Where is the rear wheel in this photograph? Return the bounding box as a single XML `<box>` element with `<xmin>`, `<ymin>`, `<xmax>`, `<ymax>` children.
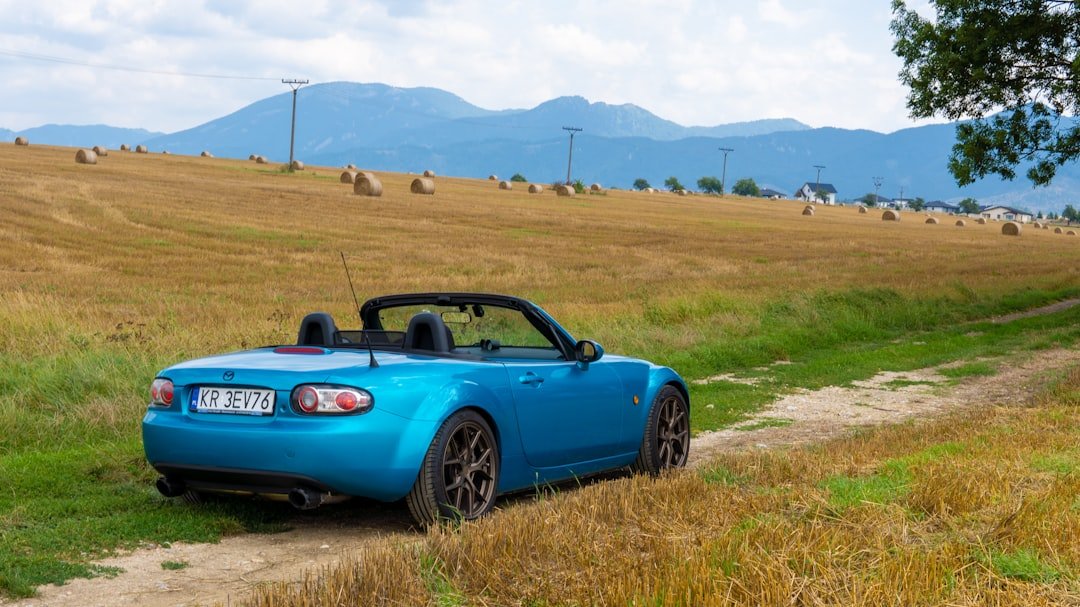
<box><xmin>632</xmin><ymin>386</ymin><xmax>690</xmax><ymax>474</ymax></box>
<box><xmin>406</xmin><ymin>409</ymin><xmax>500</xmax><ymax>526</ymax></box>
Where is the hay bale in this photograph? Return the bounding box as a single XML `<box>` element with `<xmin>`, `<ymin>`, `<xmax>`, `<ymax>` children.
<box><xmin>555</xmin><ymin>184</ymin><xmax>574</xmax><ymax>197</ymax></box>
<box><xmin>354</xmin><ymin>174</ymin><xmax>383</xmax><ymax>197</ymax></box>
<box><xmin>499</xmin><ymin>180</ymin><xmax>512</xmax><ymax>190</ymax></box>
<box><xmin>882</xmin><ymin>209</ymin><xmax>900</xmax><ymax>221</ymax></box>
<box><xmin>590</xmin><ymin>183</ymin><xmax>602</xmax><ymax>192</ymax></box>
<box><xmin>201</xmin><ymin>150</ymin><xmax>213</xmax><ymax>158</ymax></box>
<box><xmin>1068</xmin><ymin>230</ymin><xmax>1077</xmax><ymax>236</ymax></box>
<box><xmin>346</xmin><ymin>163</ymin><xmax>357</xmax><ymax>170</ymax></box>
<box><xmin>256</xmin><ymin>156</ymin><xmax>268</xmax><ymax>164</ymax></box>
<box><xmin>422</xmin><ymin>170</ymin><xmax>436</xmax><ymax>178</ymax></box>
<box><xmin>340</xmin><ymin>170</ymin><xmax>358</xmax><ymax>184</ymax></box>
<box><xmin>925</xmin><ymin>216</ymin><xmax>939</xmax><ymax>224</ymax></box>
<box><xmin>858</xmin><ymin>206</ymin><xmax>868</xmax><ymax>214</ymax></box>
<box><xmin>1043</xmin><ymin>224</ymin><xmax>1049</xmax><ymax>230</ymax></box>
<box><xmin>249</xmin><ymin>154</ymin><xmax>257</xmax><ymax>160</ymax></box>
<box><xmin>1054</xmin><ymin>227</ymin><xmax>1063</xmax><ymax>234</ymax></box>
<box><xmin>1032</xmin><ymin>221</ymin><xmax>1043</xmax><ymax>229</ymax></box>
<box><xmin>14</xmin><ymin>136</ymin><xmax>28</xmax><ymax>146</ymax></box>
<box><xmin>411</xmin><ymin>177</ymin><xmax>435</xmax><ymax>195</ymax></box>
<box><xmin>1001</xmin><ymin>221</ymin><xmax>1021</xmax><ymax>236</ymax></box>
<box><xmin>290</xmin><ymin>160</ymin><xmax>304</xmax><ymax>171</ymax></box>
<box><xmin>488</xmin><ymin>175</ymin><xmax>498</xmax><ymax>181</ymax></box>
<box><xmin>528</xmin><ymin>183</ymin><xmax>543</xmax><ymax>194</ymax></box>
<box><xmin>92</xmin><ymin>145</ymin><xmax>108</xmax><ymax>157</ymax></box>
<box><xmin>135</xmin><ymin>145</ymin><xmax>148</xmax><ymax>153</ymax></box>
<box><xmin>976</xmin><ymin>217</ymin><xmax>987</xmax><ymax>224</ymax></box>
<box><xmin>677</xmin><ymin>189</ymin><xmax>689</xmax><ymax>196</ymax></box>
<box><xmin>75</xmin><ymin>149</ymin><xmax>97</xmax><ymax>165</ymax></box>
<box><xmin>162</xmin><ymin>150</ymin><xmax>170</xmax><ymax>155</ymax></box>
<box><xmin>120</xmin><ymin>144</ymin><xmax>130</xmax><ymax>151</ymax></box>
<box><xmin>802</xmin><ymin>205</ymin><xmax>815</xmax><ymax>216</ymax></box>
<box><xmin>955</xmin><ymin>219</ymin><xmax>967</xmax><ymax>227</ymax></box>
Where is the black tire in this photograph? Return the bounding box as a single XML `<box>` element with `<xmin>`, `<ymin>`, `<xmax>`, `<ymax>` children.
<box><xmin>406</xmin><ymin>409</ymin><xmax>500</xmax><ymax>526</ymax></box>
<box><xmin>632</xmin><ymin>385</ymin><xmax>690</xmax><ymax>475</ymax></box>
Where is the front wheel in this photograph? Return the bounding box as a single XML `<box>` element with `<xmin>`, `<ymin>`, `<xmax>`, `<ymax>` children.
<box><xmin>406</xmin><ymin>409</ymin><xmax>500</xmax><ymax>526</ymax></box>
<box><xmin>632</xmin><ymin>386</ymin><xmax>690</xmax><ymax>474</ymax></box>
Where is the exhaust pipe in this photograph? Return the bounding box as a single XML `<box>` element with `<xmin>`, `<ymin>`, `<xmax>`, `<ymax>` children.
<box><xmin>156</xmin><ymin>476</ymin><xmax>187</xmax><ymax>498</ymax></box>
<box><xmin>288</xmin><ymin>487</ymin><xmax>326</xmax><ymax>510</ymax></box>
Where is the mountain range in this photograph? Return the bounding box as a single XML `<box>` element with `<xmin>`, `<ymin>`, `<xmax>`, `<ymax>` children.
<box><xmin>5</xmin><ymin>82</ymin><xmax>1075</xmax><ymax>213</ymax></box>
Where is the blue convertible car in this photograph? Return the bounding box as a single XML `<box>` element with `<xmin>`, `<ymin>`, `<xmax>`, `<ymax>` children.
<box><xmin>143</xmin><ymin>293</ymin><xmax>690</xmax><ymax>525</ymax></box>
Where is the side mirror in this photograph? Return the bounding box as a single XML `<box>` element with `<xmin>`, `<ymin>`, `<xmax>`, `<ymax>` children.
<box><xmin>574</xmin><ymin>340</ymin><xmax>604</xmax><ymax>367</ymax></box>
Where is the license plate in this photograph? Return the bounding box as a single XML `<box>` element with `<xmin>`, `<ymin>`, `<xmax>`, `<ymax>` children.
<box><xmin>190</xmin><ymin>387</ymin><xmax>275</xmax><ymax>416</ymax></box>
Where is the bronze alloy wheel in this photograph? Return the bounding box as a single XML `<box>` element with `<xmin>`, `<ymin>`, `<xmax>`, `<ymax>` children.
<box><xmin>440</xmin><ymin>420</ymin><xmax>497</xmax><ymax>517</ymax></box>
<box><xmin>632</xmin><ymin>385</ymin><xmax>690</xmax><ymax>475</ymax></box>
<box><xmin>407</xmin><ymin>409</ymin><xmax>500</xmax><ymax>525</ymax></box>
<box><xmin>655</xmin><ymin>393</ymin><xmax>689</xmax><ymax>468</ymax></box>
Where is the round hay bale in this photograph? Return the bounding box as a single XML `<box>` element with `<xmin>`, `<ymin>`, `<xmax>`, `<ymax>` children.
<box><xmin>161</xmin><ymin>150</ymin><xmax>170</xmax><ymax>155</ymax></box>
<box><xmin>882</xmin><ymin>209</ymin><xmax>900</xmax><ymax>221</ymax></box>
<box><xmin>249</xmin><ymin>154</ymin><xmax>257</xmax><ymax>161</ymax></box>
<box><xmin>255</xmin><ymin>156</ymin><xmax>268</xmax><ymax>164</ymax></box>
<box><xmin>555</xmin><ymin>184</ymin><xmax>574</xmax><ymax>197</ymax></box>
<box><xmin>1032</xmin><ymin>221</ymin><xmax>1043</xmax><ymax>229</ymax></box>
<box><xmin>75</xmin><ymin>149</ymin><xmax>97</xmax><ymax>165</ymax></box>
<box><xmin>976</xmin><ymin>217</ymin><xmax>987</xmax><ymax>224</ymax></box>
<box><xmin>290</xmin><ymin>160</ymin><xmax>304</xmax><ymax>171</ymax></box>
<box><xmin>528</xmin><ymin>183</ymin><xmax>543</xmax><ymax>194</ymax></box>
<box><xmin>1001</xmin><ymin>221</ymin><xmax>1021</xmax><ymax>236</ymax></box>
<box><xmin>135</xmin><ymin>145</ymin><xmax>148</xmax><ymax>153</ymax></box>
<box><xmin>1068</xmin><ymin>230</ymin><xmax>1077</xmax><ymax>236</ymax></box>
<box><xmin>120</xmin><ymin>144</ymin><xmax>130</xmax><ymax>151</ymax></box>
<box><xmin>340</xmin><ymin>170</ymin><xmax>358</xmax><ymax>184</ymax></box>
<box><xmin>353</xmin><ymin>174</ymin><xmax>383</xmax><ymax>197</ymax></box>
<box><xmin>925</xmin><ymin>216</ymin><xmax>938</xmax><ymax>224</ymax></box>
<box><xmin>201</xmin><ymin>150</ymin><xmax>213</xmax><ymax>158</ymax></box>
<box><xmin>14</xmin><ymin>136</ymin><xmax>28</xmax><ymax>146</ymax></box>
<box><xmin>590</xmin><ymin>183</ymin><xmax>602</xmax><ymax>192</ymax></box>
<box><xmin>955</xmin><ymin>219</ymin><xmax>967</xmax><ymax>227</ymax></box>
<box><xmin>858</xmin><ymin>206</ymin><xmax>868</xmax><ymax>214</ymax></box>
<box><xmin>92</xmin><ymin>145</ymin><xmax>108</xmax><ymax>157</ymax></box>
<box><xmin>677</xmin><ymin>189</ymin><xmax>689</xmax><ymax>196</ymax></box>
<box><xmin>498</xmin><ymin>180</ymin><xmax>512</xmax><ymax>190</ymax></box>
<box><xmin>422</xmin><ymin>170</ymin><xmax>435</xmax><ymax>178</ymax></box>
<box><xmin>488</xmin><ymin>175</ymin><xmax>498</xmax><ymax>181</ymax></box>
<box><xmin>411</xmin><ymin>177</ymin><xmax>435</xmax><ymax>195</ymax></box>
<box><xmin>346</xmin><ymin>163</ymin><xmax>357</xmax><ymax>170</ymax></box>
<box><xmin>802</xmin><ymin>205</ymin><xmax>815</xmax><ymax>216</ymax></box>
<box><xmin>1054</xmin><ymin>227</ymin><xmax>1063</xmax><ymax>234</ymax></box>
<box><xmin>1043</xmin><ymin>224</ymin><xmax>1049</xmax><ymax>230</ymax></box>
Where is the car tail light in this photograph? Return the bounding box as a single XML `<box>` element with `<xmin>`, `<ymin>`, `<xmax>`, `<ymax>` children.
<box><xmin>291</xmin><ymin>385</ymin><xmax>372</xmax><ymax>415</ymax></box>
<box><xmin>150</xmin><ymin>378</ymin><xmax>174</xmax><ymax>407</ymax></box>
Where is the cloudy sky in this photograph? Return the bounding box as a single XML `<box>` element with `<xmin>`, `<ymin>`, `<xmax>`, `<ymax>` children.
<box><xmin>0</xmin><ymin>0</ymin><xmax>938</xmax><ymax>134</ymax></box>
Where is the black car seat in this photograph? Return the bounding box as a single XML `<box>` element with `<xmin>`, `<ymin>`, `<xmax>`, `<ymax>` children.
<box><xmin>297</xmin><ymin>312</ymin><xmax>338</xmax><ymax>346</ymax></box>
<box><xmin>403</xmin><ymin>312</ymin><xmax>454</xmax><ymax>353</ymax></box>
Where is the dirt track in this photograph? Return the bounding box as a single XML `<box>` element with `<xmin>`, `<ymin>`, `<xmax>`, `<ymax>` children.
<box><xmin>5</xmin><ymin>344</ymin><xmax>1079</xmax><ymax>607</ymax></box>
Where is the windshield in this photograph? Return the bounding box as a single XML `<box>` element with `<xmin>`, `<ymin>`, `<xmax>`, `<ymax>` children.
<box><xmin>376</xmin><ymin>304</ymin><xmax>555</xmax><ymax>350</ymax></box>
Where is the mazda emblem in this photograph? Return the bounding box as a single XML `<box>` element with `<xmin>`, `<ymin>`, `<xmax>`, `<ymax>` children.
<box><xmin>223</xmin><ymin>371</ymin><xmax>235</xmax><ymax>381</ymax></box>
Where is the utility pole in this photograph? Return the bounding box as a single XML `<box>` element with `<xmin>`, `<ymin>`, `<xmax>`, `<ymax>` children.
<box><xmin>812</xmin><ymin>165</ymin><xmax>826</xmax><ymax>203</ymax></box>
<box><xmin>718</xmin><ymin>147</ymin><xmax>734</xmax><ymax>195</ymax></box>
<box><xmin>282</xmin><ymin>79</ymin><xmax>309</xmax><ymax>171</ymax></box>
<box><xmin>873</xmin><ymin>176</ymin><xmax>883</xmax><ymax>207</ymax></box>
<box><xmin>562</xmin><ymin>126</ymin><xmax>583</xmax><ymax>185</ymax></box>
<box><xmin>899</xmin><ymin>185</ymin><xmax>905</xmax><ymax>208</ymax></box>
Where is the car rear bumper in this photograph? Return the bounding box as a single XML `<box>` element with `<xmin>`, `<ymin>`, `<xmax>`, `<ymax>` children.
<box><xmin>142</xmin><ymin>407</ymin><xmax>434</xmax><ymax>501</ymax></box>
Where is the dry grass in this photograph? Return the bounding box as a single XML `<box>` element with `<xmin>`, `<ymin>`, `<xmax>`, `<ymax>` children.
<box><xmin>243</xmin><ymin>367</ymin><xmax>1080</xmax><ymax>606</ymax></box>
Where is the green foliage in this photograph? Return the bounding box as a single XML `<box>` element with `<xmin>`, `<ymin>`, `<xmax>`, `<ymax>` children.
<box><xmin>572</xmin><ymin>179</ymin><xmax>585</xmax><ymax>194</ymax></box>
<box><xmin>908</xmin><ymin>197</ymin><xmax>927</xmax><ymax>212</ymax></box>
<box><xmin>892</xmin><ymin>0</ymin><xmax>1080</xmax><ymax>187</ymax></box>
<box><xmin>1064</xmin><ymin>204</ymin><xmax>1079</xmax><ymax>222</ymax></box>
<box><xmin>732</xmin><ymin>178</ymin><xmax>761</xmax><ymax>197</ymax></box>
<box><xmin>985</xmin><ymin>549</ymin><xmax>1062</xmax><ymax>583</ymax></box>
<box><xmin>633</xmin><ymin>178</ymin><xmax>651</xmax><ymax>191</ymax></box>
<box><xmin>161</xmin><ymin>560</ymin><xmax>189</xmax><ymax>570</ymax></box>
<box><xmin>697</xmin><ymin>176</ymin><xmax>723</xmax><ymax>194</ymax></box>
<box><xmin>509</xmin><ymin>173</ymin><xmax>527</xmax><ymax>183</ymax></box>
<box><xmin>814</xmin><ymin>188</ymin><xmax>830</xmax><ymax>203</ymax></box>
<box><xmin>664</xmin><ymin>176</ymin><xmax>684</xmax><ymax>192</ymax></box>
<box><xmin>958</xmin><ymin>197</ymin><xmax>980</xmax><ymax>215</ymax></box>
<box><xmin>858</xmin><ymin>192</ymin><xmax>880</xmax><ymax>206</ymax></box>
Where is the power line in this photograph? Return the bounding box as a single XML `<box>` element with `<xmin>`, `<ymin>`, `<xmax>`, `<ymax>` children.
<box><xmin>0</xmin><ymin>48</ymin><xmax>280</xmax><ymax>81</ymax></box>
<box><xmin>283</xmin><ymin>79</ymin><xmax>309</xmax><ymax>170</ymax></box>
<box><xmin>562</xmin><ymin>126</ymin><xmax>582</xmax><ymax>185</ymax></box>
<box><xmin>718</xmin><ymin>147</ymin><xmax>733</xmax><ymax>196</ymax></box>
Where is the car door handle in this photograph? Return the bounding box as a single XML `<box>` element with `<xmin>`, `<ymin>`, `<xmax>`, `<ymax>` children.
<box><xmin>518</xmin><ymin>372</ymin><xmax>544</xmax><ymax>386</ymax></box>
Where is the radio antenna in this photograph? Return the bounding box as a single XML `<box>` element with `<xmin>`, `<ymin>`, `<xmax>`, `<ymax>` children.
<box><xmin>340</xmin><ymin>252</ymin><xmax>378</xmax><ymax>368</ymax></box>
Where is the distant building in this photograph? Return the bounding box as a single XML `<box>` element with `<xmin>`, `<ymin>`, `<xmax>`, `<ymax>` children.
<box><xmin>795</xmin><ymin>182</ymin><xmax>838</xmax><ymax>205</ymax></box>
<box><xmin>979</xmin><ymin>205</ymin><xmax>1033</xmax><ymax>223</ymax></box>
<box><xmin>760</xmin><ymin>188</ymin><xmax>786</xmax><ymax>199</ymax></box>
<box><xmin>925</xmin><ymin>201</ymin><xmax>960</xmax><ymax>214</ymax></box>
